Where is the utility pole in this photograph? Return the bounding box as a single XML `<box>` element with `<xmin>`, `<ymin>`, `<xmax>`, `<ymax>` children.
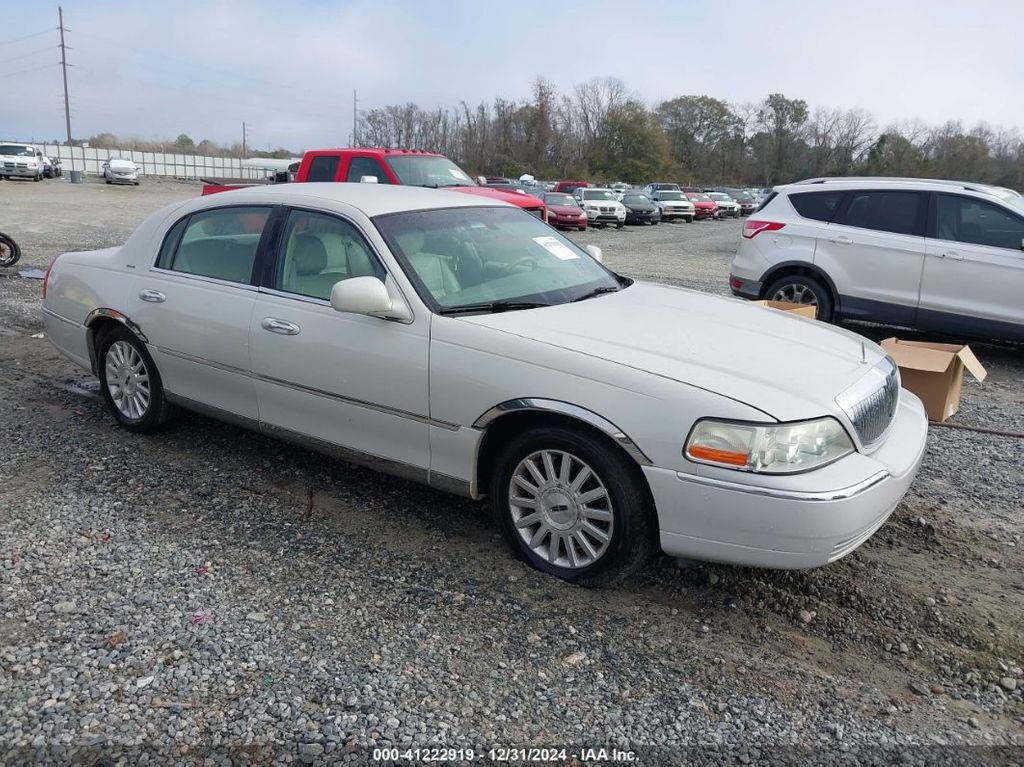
<box><xmin>241</xmin><ymin>121</ymin><xmax>247</xmax><ymax>159</ymax></box>
<box><xmin>58</xmin><ymin>6</ymin><xmax>72</xmax><ymax>143</ymax></box>
<box><xmin>352</xmin><ymin>90</ymin><xmax>358</xmax><ymax>147</ymax></box>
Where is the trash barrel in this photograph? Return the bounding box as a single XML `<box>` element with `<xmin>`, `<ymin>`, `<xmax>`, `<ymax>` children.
<box><xmin>69</xmin><ymin>170</ymin><xmax>82</xmax><ymax>184</ymax></box>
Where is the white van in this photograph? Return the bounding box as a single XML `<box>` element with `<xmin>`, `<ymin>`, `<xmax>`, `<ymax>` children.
<box><xmin>0</xmin><ymin>143</ymin><xmax>46</xmax><ymax>181</ymax></box>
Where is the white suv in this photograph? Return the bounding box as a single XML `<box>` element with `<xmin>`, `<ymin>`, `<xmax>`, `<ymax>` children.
<box><xmin>729</xmin><ymin>177</ymin><xmax>1024</xmax><ymax>342</ymax></box>
<box><xmin>573</xmin><ymin>187</ymin><xmax>627</xmax><ymax>228</ymax></box>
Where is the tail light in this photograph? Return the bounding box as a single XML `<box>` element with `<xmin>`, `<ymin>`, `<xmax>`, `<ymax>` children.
<box><xmin>742</xmin><ymin>220</ymin><xmax>785</xmax><ymax>239</ymax></box>
<box><xmin>42</xmin><ymin>255</ymin><xmax>59</xmax><ymax>298</ymax></box>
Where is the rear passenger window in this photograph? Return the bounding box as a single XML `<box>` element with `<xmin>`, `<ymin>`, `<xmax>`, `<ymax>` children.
<box><xmin>166</xmin><ymin>207</ymin><xmax>271</xmax><ymax>284</ymax></box>
<box><xmin>839</xmin><ymin>191</ymin><xmax>922</xmax><ymax>236</ymax></box>
<box><xmin>346</xmin><ymin>157</ymin><xmax>391</xmax><ymax>184</ymax></box>
<box><xmin>306</xmin><ymin>155</ymin><xmax>339</xmax><ymax>182</ymax></box>
<box><xmin>935</xmin><ymin>194</ymin><xmax>1024</xmax><ymax>250</ymax></box>
<box><xmin>788</xmin><ymin>191</ymin><xmax>843</xmax><ymax>222</ymax></box>
<box><xmin>274</xmin><ymin>210</ymin><xmax>385</xmax><ymax>301</ymax></box>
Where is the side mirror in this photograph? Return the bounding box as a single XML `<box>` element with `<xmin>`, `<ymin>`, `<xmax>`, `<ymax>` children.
<box><xmin>330</xmin><ymin>277</ymin><xmax>393</xmax><ymax>317</ymax></box>
<box><xmin>584</xmin><ymin>245</ymin><xmax>603</xmax><ymax>263</ymax></box>
<box><xmin>360</xmin><ymin>175</ymin><xmax>379</xmax><ymax>184</ymax></box>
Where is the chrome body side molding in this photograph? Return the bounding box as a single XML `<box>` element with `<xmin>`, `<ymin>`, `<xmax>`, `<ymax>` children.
<box><xmin>472</xmin><ymin>398</ymin><xmax>652</xmax><ymax>466</ymax></box>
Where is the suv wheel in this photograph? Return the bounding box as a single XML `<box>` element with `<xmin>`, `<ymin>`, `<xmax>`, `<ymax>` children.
<box><xmin>764</xmin><ymin>273</ymin><xmax>833</xmax><ymax>321</ymax></box>
<box><xmin>491</xmin><ymin>426</ymin><xmax>654</xmax><ymax>587</ymax></box>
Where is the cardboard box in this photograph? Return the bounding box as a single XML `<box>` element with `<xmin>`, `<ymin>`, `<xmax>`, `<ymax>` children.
<box><xmin>879</xmin><ymin>337</ymin><xmax>987</xmax><ymax>422</ymax></box>
<box><xmin>752</xmin><ymin>300</ymin><xmax>818</xmax><ymax>319</ymax></box>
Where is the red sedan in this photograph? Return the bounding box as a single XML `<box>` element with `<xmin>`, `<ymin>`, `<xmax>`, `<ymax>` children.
<box><xmin>542</xmin><ymin>192</ymin><xmax>589</xmax><ymax>231</ymax></box>
<box><xmin>683</xmin><ymin>192</ymin><xmax>719</xmax><ymax>220</ymax></box>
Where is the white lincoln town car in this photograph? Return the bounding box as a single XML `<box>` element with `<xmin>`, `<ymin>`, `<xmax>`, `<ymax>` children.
<box><xmin>42</xmin><ymin>184</ymin><xmax>928</xmax><ymax>585</ymax></box>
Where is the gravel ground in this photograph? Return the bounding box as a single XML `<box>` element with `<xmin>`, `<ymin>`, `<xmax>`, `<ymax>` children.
<box><xmin>1</xmin><ymin>178</ymin><xmax>1022</xmax><ymax>764</ymax></box>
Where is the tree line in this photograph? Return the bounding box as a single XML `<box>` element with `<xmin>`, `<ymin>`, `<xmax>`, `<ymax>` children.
<box><xmin>79</xmin><ymin>132</ymin><xmax>295</xmax><ymax>160</ymax></box>
<box><xmin>356</xmin><ymin>78</ymin><xmax>1024</xmax><ymax>188</ymax></box>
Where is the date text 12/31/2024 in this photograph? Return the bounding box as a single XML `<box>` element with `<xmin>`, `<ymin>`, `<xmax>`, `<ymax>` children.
<box><xmin>372</xmin><ymin>746</ymin><xmax>638</xmax><ymax>763</ymax></box>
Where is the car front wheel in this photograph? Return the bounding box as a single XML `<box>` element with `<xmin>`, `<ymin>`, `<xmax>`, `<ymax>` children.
<box><xmin>764</xmin><ymin>273</ymin><xmax>834</xmax><ymax>322</ymax></box>
<box><xmin>98</xmin><ymin>326</ymin><xmax>174</xmax><ymax>433</ymax></box>
<box><xmin>492</xmin><ymin>426</ymin><xmax>655</xmax><ymax>587</ymax></box>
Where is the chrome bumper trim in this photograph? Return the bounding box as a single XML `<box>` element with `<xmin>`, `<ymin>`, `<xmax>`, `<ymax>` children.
<box><xmin>674</xmin><ymin>470</ymin><xmax>890</xmax><ymax>502</ymax></box>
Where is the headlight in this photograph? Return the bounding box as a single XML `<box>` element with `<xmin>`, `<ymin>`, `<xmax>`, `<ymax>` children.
<box><xmin>685</xmin><ymin>417</ymin><xmax>853</xmax><ymax>474</ymax></box>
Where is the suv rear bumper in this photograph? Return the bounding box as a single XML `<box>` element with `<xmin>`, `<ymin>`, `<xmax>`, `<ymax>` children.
<box><xmin>729</xmin><ymin>274</ymin><xmax>761</xmax><ymax>299</ymax></box>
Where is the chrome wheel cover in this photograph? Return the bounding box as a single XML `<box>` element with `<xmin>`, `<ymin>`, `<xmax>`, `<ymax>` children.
<box><xmin>104</xmin><ymin>341</ymin><xmax>151</xmax><ymax>419</ymax></box>
<box><xmin>771</xmin><ymin>282</ymin><xmax>818</xmax><ymax>306</ymax></box>
<box><xmin>508</xmin><ymin>450</ymin><xmax>614</xmax><ymax>569</ymax></box>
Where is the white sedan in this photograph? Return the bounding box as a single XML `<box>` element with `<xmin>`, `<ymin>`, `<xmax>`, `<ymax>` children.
<box><xmin>42</xmin><ymin>184</ymin><xmax>928</xmax><ymax>585</ymax></box>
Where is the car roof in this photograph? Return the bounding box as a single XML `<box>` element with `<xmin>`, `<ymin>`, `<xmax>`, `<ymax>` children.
<box><xmin>190</xmin><ymin>182</ymin><xmax>502</xmax><ymax>218</ymax></box>
<box><xmin>786</xmin><ymin>176</ymin><xmax>1021</xmax><ymax>201</ymax></box>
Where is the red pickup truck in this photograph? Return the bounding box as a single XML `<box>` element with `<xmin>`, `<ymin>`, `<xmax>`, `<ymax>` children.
<box><xmin>203</xmin><ymin>148</ymin><xmax>547</xmax><ymax>221</ymax></box>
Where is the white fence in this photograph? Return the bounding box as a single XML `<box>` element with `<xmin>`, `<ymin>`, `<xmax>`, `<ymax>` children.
<box><xmin>10</xmin><ymin>142</ymin><xmax>284</xmax><ymax>180</ymax></box>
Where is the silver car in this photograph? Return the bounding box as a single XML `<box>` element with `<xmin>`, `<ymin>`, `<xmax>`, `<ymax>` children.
<box><xmin>103</xmin><ymin>158</ymin><xmax>140</xmax><ymax>186</ymax></box>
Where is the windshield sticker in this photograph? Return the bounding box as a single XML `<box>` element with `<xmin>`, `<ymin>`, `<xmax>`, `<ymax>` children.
<box><xmin>533</xmin><ymin>236</ymin><xmax>579</xmax><ymax>260</ymax></box>
<box><xmin>448</xmin><ymin>168</ymin><xmax>468</xmax><ymax>180</ymax></box>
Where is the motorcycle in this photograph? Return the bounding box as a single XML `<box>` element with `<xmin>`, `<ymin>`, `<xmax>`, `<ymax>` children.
<box><xmin>0</xmin><ymin>231</ymin><xmax>21</xmax><ymax>267</ymax></box>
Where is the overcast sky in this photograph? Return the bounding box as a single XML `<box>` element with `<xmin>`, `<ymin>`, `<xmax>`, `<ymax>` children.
<box><xmin>4</xmin><ymin>0</ymin><xmax>1023</xmax><ymax>151</ymax></box>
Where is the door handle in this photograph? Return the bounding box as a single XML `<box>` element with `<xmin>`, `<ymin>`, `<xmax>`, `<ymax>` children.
<box><xmin>139</xmin><ymin>289</ymin><xmax>166</xmax><ymax>303</ymax></box>
<box><xmin>939</xmin><ymin>250</ymin><xmax>964</xmax><ymax>260</ymax></box>
<box><xmin>261</xmin><ymin>317</ymin><xmax>301</xmax><ymax>335</ymax></box>
<box><xmin>829</xmin><ymin>235</ymin><xmax>853</xmax><ymax>245</ymax></box>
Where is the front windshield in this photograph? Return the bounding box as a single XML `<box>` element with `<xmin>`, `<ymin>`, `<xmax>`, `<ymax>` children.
<box><xmin>708</xmin><ymin>193</ymin><xmax>732</xmax><ymax>202</ymax></box>
<box><xmin>688</xmin><ymin>193</ymin><xmax>711</xmax><ymax>202</ymax></box>
<box><xmin>375</xmin><ymin>207</ymin><xmax>621</xmax><ymax>311</ymax></box>
<box><xmin>543</xmin><ymin>193</ymin><xmax>578</xmax><ymax>206</ymax></box>
<box><xmin>622</xmin><ymin>194</ymin><xmax>652</xmax><ymax>205</ymax></box>
<box><xmin>582</xmin><ymin>190</ymin><xmax>615</xmax><ymax>201</ymax></box>
<box><xmin>657</xmin><ymin>191</ymin><xmax>686</xmax><ymax>201</ymax></box>
<box><xmin>0</xmin><ymin>145</ymin><xmax>35</xmax><ymax>157</ymax></box>
<box><xmin>385</xmin><ymin>155</ymin><xmax>475</xmax><ymax>188</ymax></box>
<box><xmin>731</xmin><ymin>191</ymin><xmax>753</xmax><ymax>201</ymax></box>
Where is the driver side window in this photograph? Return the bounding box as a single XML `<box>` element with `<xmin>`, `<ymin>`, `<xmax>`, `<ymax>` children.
<box><xmin>275</xmin><ymin>210</ymin><xmax>385</xmax><ymax>301</ymax></box>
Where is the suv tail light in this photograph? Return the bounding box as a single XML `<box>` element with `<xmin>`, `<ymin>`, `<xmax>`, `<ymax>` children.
<box><xmin>742</xmin><ymin>220</ymin><xmax>785</xmax><ymax>239</ymax></box>
<box><xmin>42</xmin><ymin>255</ymin><xmax>59</xmax><ymax>298</ymax></box>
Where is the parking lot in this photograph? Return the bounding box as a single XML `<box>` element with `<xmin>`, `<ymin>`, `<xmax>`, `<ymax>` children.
<box><xmin>1</xmin><ymin>178</ymin><xmax>1022</xmax><ymax>761</ymax></box>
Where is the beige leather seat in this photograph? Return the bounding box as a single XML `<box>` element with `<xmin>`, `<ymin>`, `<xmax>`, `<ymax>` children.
<box><xmin>398</xmin><ymin>229</ymin><xmax>461</xmax><ymax>299</ymax></box>
<box><xmin>282</xmin><ymin>235</ymin><xmax>342</xmax><ymax>300</ymax></box>
<box><xmin>175</xmin><ymin>238</ymin><xmax>255</xmax><ymax>283</ymax></box>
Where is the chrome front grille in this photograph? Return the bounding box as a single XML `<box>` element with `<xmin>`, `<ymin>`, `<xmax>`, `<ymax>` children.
<box><xmin>836</xmin><ymin>357</ymin><xmax>900</xmax><ymax>447</ymax></box>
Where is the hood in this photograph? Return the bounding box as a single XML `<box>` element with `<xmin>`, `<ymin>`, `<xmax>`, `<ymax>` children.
<box><xmin>548</xmin><ymin>204</ymin><xmax>585</xmax><ymax>215</ymax></box>
<box><xmin>625</xmin><ymin>203</ymin><xmax>657</xmax><ymax>212</ymax></box>
<box><xmin>460</xmin><ymin>282</ymin><xmax>885</xmax><ymax>422</ymax></box>
<box><xmin>691</xmin><ymin>200</ymin><xmax>716</xmax><ymax>208</ymax></box>
<box><xmin>449</xmin><ymin>186</ymin><xmax>545</xmax><ymax>209</ymax></box>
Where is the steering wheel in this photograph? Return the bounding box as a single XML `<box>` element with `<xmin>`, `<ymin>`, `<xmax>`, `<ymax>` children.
<box><xmin>510</xmin><ymin>256</ymin><xmax>538</xmax><ymax>272</ymax></box>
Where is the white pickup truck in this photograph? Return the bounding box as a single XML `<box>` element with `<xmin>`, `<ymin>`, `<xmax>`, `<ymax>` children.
<box><xmin>0</xmin><ymin>143</ymin><xmax>46</xmax><ymax>181</ymax></box>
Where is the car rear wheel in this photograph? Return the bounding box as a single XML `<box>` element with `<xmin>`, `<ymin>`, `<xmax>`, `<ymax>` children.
<box><xmin>98</xmin><ymin>326</ymin><xmax>174</xmax><ymax>433</ymax></box>
<box><xmin>764</xmin><ymin>273</ymin><xmax>833</xmax><ymax>322</ymax></box>
<box><xmin>491</xmin><ymin>425</ymin><xmax>655</xmax><ymax>587</ymax></box>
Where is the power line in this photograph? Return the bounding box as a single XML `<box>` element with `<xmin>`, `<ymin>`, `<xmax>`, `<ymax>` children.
<box><xmin>0</xmin><ymin>29</ymin><xmax>51</xmax><ymax>46</ymax></box>
<box><xmin>0</xmin><ymin>45</ymin><xmax>54</xmax><ymax>66</ymax></box>
<box><xmin>0</xmin><ymin>62</ymin><xmax>58</xmax><ymax>79</ymax></box>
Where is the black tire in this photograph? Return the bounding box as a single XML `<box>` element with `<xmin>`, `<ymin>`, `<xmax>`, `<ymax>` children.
<box><xmin>491</xmin><ymin>425</ymin><xmax>655</xmax><ymax>587</ymax></box>
<box><xmin>578</xmin><ymin>226</ymin><xmax>586</xmax><ymax>232</ymax></box>
<box><xmin>685</xmin><ymin>217</ymin><xmax>693</xmax><ymax>223</ymax></box>
<box><xmin>0</xmin><ymin>234</ymin><xmax>20</xmax><ymax>267</ymax></box>
<box><xmin>652</xmin><ymin>220</ymin><xmax>659</xmax><ymax>226</ymax></box>
<box><xmin>616</xmin><ymin>222</ymin><xmax>624</xmax><ymax>229</ymax></box>
<box><xmin>33</xmin><ymin>174</ymin><xmax>41</xmax><ymax>182</ymax></box>
<box><xmin>763</xmin><ymin>273</ymin><xmax>834</xmax><ymax>322</ymax></box>
<box><xmin>105</xmin><ymin>179</ymin><xmax>111</xmax><ymax>184</ymax></box>
<box><xmin>97</xmin><ymin>326</ymin><xmax>174</xmax><ymax>433</ymax></box>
